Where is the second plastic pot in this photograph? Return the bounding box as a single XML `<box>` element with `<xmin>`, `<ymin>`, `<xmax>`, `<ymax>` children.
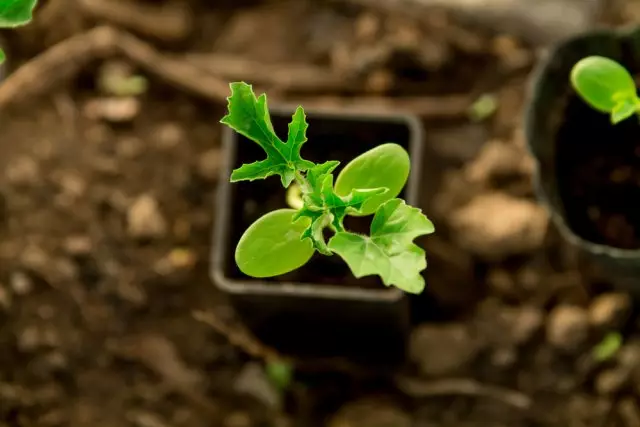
<box><xmin>525</xmin><ymin>26</ymin><xmax>640</xmax><ymax>287</ymax></box>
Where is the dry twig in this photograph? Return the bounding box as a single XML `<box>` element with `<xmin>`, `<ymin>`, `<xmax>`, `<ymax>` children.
<box><xmin>78</xmin><ymin>0</ymin><xmax>192</xmax><ymax>42</ymax></box>
<box><xmin>184</xmin><ymin>53</ymin><xmax>348</xmax><ymax>93</ymax></box>
<box><xmin>193</xmin><ymin>309</ymin><xmax>374</xmax><ymax>377</ymax></box>
<box><xmin>0</xmin><ymin>25</ymin><xmax>472</xmax><ymax>117</ymax></box>
<box><xmin>395</xmin><ymin>376</ymin><xmax>532</xmax><ymax>409</ymax></box>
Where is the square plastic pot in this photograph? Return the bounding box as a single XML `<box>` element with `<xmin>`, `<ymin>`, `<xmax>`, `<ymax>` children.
<box><xmin>211</xmin><ymin>104</ymin><xmax>424</xmax><ymax>365</ymax></box>
<box><xmin>525</xmin><ymin>26</ymin><xmax>640</xmax><ymax>289</ymax></box>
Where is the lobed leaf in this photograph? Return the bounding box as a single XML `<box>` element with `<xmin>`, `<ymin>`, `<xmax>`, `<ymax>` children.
<box><xmin>570</xmin><ymin>56</ymin><xmax>638</xmax><ymax>114</ymax></box>
<box><xmin>235</xmin><ymin>209</ymin><xmax>314</xmax><ymax>278</ymax></box>
<box><xmin>335</xmin><ymin>143</ymin><xmax>410</xmax><ymax>215</ymax></box>
<box><xmin>220</xmin><ymin>82</ymin><xmax>314</xmax><ymax>187</ymax></box>
<box><xmin>328</xmin><ymin>199</ymin><xmax>434</xmax><ymax>294</ymax></box>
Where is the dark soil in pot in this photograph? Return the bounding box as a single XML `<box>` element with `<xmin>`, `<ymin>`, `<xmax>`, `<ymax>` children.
<box><xmin>555</xmin><ymin>89</ymin><xmax>640</xmax><ymax>250</ymax></box>
<box><xmin>222</xmin><ymin>112</ymin><xmax>413</xmax><ymax>289</ymax></box>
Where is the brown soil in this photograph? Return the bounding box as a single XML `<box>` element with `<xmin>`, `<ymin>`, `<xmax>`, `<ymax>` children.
<box><xmin>2</xmin><ymin>1</ymin><xmax>640</xmax><ymax>427</ymax></box>
<box><xmin>557</xmin><ymin>91</ymin><xmax>640</xmax><ymax>249</ymax></box>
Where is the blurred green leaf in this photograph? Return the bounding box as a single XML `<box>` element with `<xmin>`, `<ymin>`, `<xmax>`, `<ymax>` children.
<box><xmin>0</xmin><ymin>0</ymin><xmax>37</xmax><ymax>27</ymax></box>
<box><xmin>571</xmin><ymin>56</ymin><xmax>637</xmax><ymax>115</ymax></box>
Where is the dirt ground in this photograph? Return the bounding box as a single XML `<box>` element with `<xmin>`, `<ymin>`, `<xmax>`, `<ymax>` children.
<box><xmin>2</xmin><ymin>0</ymin><xmax>640</xmax><ymax>426</ymax></box>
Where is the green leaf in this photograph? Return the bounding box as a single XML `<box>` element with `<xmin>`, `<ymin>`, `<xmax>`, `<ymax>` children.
<box><xmin>303</xmin><ymin>160</ymin><xmax>340</xmax><ymax>207</ymax></box>
<box><xmin>328</xmin><ymin>199</ymin><xmax>434</xmax><ymax>294</ymax></box>
<box><xmin>335</xmin><ymin>143</ymin><xmax>410</xmax><ymax>215</ymax></box>
<box><xmin>235</xmin><ymin>209</ymin><xmax>314</xmax><ymax>277</ymax></box>
<box><xmin>0</xmin><ymin>49</ymin><xmax>5</xmax><ymax>64</ymax></box>
<box><xmin>321</xmin><ymin>174</ymin><xmax>387</xmax><ymax>229</ymax></box>
<box><xmin>265</xmin><ymin>360</ymin><xmax>294</xmax><ymax>392</ymax></box>
<box><xmin>0</xmin><ymin>0</ymin><xmax>37</xmax><ymax>27</ymax></box>
<box><xmin>220</xmin><ymin>82</ymin><xmax>314</xmax><ymax>187</ymax></box>
<box><xmin>571</xmin><ymin>56</ymin><xmax>638</xmax><ymax>114</ymax></box>
<box><xmin>611</xmin><ymin>99</ymin><xmax>637</xmax><ymax>124</ymax></box>
<box><xmin>295</xmin><ymin>173</ymin><xmax>387</xmax><ymax>253</ymax></box>
<box><xmin>592</xmin><ymin>332</ymin><xmax>622</xmax><ymax>362</ymax></box>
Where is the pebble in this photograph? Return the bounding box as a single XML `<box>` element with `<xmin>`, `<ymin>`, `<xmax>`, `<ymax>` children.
<box><xmin>409</xmin><ymin>323</ymin><xmax>480</xmax><ymax>376</ymax></box>
<box><xmin>546</xmin><ymin>305</ymin><xmax>589</xmax><ymax>352</ymax></box>
<box><xmin>503</xmin><ymin>305</ymin><xmax>545</xmax><ymax>345</ymax></box>
<box><xmin>5</xmin><ymin>156</ymin><xmax>40</xmax><ymax>186</ymax></box>
<box><xmin>223</xmin><ymin>412</ymin><xmax>253</xmax><ymax>427</ymax></box>
<box><xmin>63</xmin><ymin>235</ymin><xmax>93</xmax><ymax>256</ymax></box>
<box><xmin>127</xmin><ymin>195</ymin><xmax>168</xmax><ymax>239</ymax></box>
<box><xmin>196</xmin><ymin>148</ymin><xmax>221</xmax><ymax>181</ymax></box>
<box><xmin>588</xmin><ymin>293</ymin><xmax>632</xmax><ymax>330</ymax></box>
<box><xmin>84</xmin><ymin>97</ymin><xmax>140</xmax><ymax>122</ymax></box>
<box><xmin>116</xmin><ymin>136</ymin><xmax>145</xmax><ymax>159</ymax></box>
<box><xmin>328</xmin><ymin>398</ymin><xmax>411</xmax><ymax>427</ymax></box>
<box><xmin>155</xmin><ymin>122</ymin><xmax>185</xmax><ymax>149</ymax></box>
<box><xmin>0</xmin><ymin>285</ymin><xmax>11</xmax><ymax>310</ymax></box>
<box><xmin>595</xmin><ymin>367</ymin><xmax>630</xmax><ymax>395</ymax></box>
<box><xmin>449</xmin><ymin>192</ymin><xmax>549</xmax><ymax>261</ymax></box>
<box><xmin>233</xmin><ymin>362</ymin><xmax>281</xmax><ymax>409</ymax></box>
<box><xmin>10</xmin><ymin>271</ymin><xmax>33</xmax><ymax>295</ymax></box>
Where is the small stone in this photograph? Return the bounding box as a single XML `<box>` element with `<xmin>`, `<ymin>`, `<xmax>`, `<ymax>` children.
<box><xmin>409</xmin><ymin>323</ymin><xmax>480</xmax><ymax>376</ymax></box>
<box><xmin>0</xmin><ymin>285</ymin><xmax>11</xmax><ymax>310</ymax></box>
<box><xmin>63</xmin><ymin>235</ymin><xmax>93</xmax><ymax>256</ymax></box>
<box><xmin>5</xmin><ymin>156</ymin><xmax>40</xmax><ymax>186</ymax></box>
<box><xmin>464</xmin><ymin>139</ymin><xmax>533</xmax><ymax>183</ymax></box>
<box><xmin>127</xmin><ymin>195</ymin><xmax>167</xmax><ymax>239</ymax></box>
<box><xmin>328</xmin><ymin>398</ymin><xmax>411</xmax><ymax>427</ymax></box>
<box><xmin>153</xmin><ymin>248</ymin><xmax>197</xmax><ymax>275</ymax></box>
<box><xmin>84</xmin><ymin>97</ymin><xmax>140</xmax><ymax>122</ymax></box>
<box><xmin>450</xmin><ymin>192</ymin><xmax>549</xmax><ymax>260</ymax></box>
<box><xmin>223</xmin><ymin>412</ymin><xmax>252</xmax><ymax>427</ymax></box>
<box><xmin>618</xmin><ymin>341</ymin><xmax>640</xmax><ymax>368</ymax></box>
<box><xmin>234</xmin><ymin>362</ymin><xmax>281</xmax><ymax>409</ymax></box>
<box><xmin>10</xmin><ymin>271</ymin><xmax>33</xmax><ymax>295</ymax></box>
<box><xmin>595</xmin><ymin>367</ymin><xmax>630</xmax><ymax>395</ymax></box>
<box><xmin>546</xmin><ymin>305</ymin><xmax>589</xmax><ymax>352</ymax></box>
<box><xmin>196</xmin><ymin>149</ymin><xmax>221</xmax><ymax>181</ymax></box>
<box><xmin>53</xmin><ymin>171</ymin><xmax>86</xmax><ymax>198</ymax></box>
<box><xmin>504</xmin><ymin>305</ymin><xmax>545</xmax><ymax>345</ymax></box>
<box><xmin>19</xmin><ymin>244</ymin><xmax>49</xmax><ymax>271</ymax></box>
<box><xmin>491</xmin><ymin>347</ymin><xmax>517</xmax><ymax>367</ymax></box>
<box><xmin>116</xmin><ymin>136</ymin><xmax>145</xmax><ymax>159</ymax></box>
<box><xmin>17</xmin><ymin>325</ymin><xmax>42</xmax><ymax>352</ymax></box>
<box><xmin>589</xmin><ymin>293</ymin><xmax>632</xmax><ymax>330</ymax></box>
<box><xmin>155</xmin><ymin>122</ymin><xmax>185</xmax><ymax>149</ymax></box>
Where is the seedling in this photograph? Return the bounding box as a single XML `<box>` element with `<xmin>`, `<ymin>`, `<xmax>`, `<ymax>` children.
<box><xmin>220</xmin><ymin>82</ymin><xmax>434</xmax><ymax>294</ymax></box>
<box><xmin>570</xmin><ymin>55</ymin><xmax>640</xmax><ymax>124</ymax></box>
<box><xmin>0</xmin><ymin>0</ymin><xmax>38</xmax><ymax>63</ymax></box>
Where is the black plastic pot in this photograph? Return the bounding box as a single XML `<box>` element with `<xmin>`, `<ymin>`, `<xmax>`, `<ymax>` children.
<box><xmin>211</xmin><ymin>105</ymin><xmax>424</xmax><ymax>365</ymax></box>
<box><xmin>525</xmin><ymin>26</ymin><xmax>640</xmax><ymax>287</ymax></box>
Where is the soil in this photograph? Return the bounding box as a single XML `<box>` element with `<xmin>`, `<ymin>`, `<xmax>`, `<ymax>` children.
<box><xmin>556</xmin><ymin>90</ymin><xmax>640</xmax><ymax>249</ymax></box>
<box><xmin>2</xmin><ymin>1</ymin><xmax>640</xmax><ymax>427</ymax></box>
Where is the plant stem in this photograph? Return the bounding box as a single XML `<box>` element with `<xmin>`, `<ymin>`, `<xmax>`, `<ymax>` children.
<box><xmin>294</xmin><ymin>170</ymin><xmax>311</xmax><ymax>195</ymax></box>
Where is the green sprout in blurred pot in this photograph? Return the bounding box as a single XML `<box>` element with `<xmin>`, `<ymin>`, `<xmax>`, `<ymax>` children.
<box><xmin>571</xmin><ymin>55</ymin><xmax>640</xmax><ymax>124</ymax></box>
